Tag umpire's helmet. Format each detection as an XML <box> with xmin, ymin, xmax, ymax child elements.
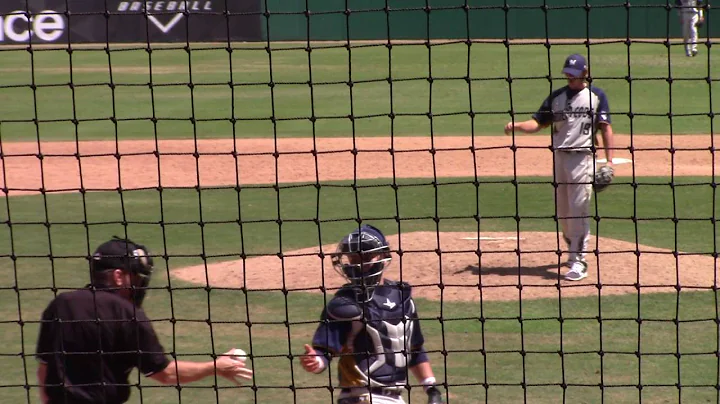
<box><xmin>91</xmin><ymin>236</ymin><xmax>154</xmax><ymax>306</ymax></box>
<box><xmin>331</xmin><ymin>225</ymin><xmax>391</xmax><ymax>302</ymax></box>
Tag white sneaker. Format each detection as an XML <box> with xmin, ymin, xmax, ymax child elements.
<box><xmin>565</xmin><ymin>261</ymin><xmax>588</xmax><ymax>281</ymax></box>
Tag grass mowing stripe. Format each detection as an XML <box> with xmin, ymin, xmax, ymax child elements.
<box><xmin>0</xmin><ymin>177</ymin><xmax>715</xmax><ymax>267</ymax></box>
<box><xmin>1</xmin><ymin>43</ymin><xmax>718</xmax><ymax>140</ymax></box>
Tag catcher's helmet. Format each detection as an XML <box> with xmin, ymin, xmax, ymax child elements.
<box><xmin>331</xmin><ymin>224</ymin><xmax>391</xmax><ymax>301</ymax></box>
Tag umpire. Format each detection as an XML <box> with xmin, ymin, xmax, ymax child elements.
<box><xmin>35</xmin><ymin>236</ymin><xmax>252</xmax><ymax>404</ymax></box>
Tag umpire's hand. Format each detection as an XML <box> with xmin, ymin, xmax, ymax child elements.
<box><xmin>218</xmin><ymin>350</ymin><xmax>253</xmax><ymax>385</ymax></box>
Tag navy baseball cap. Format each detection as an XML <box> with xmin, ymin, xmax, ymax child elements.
<box><xmin>562</xmin><ymin>54</ymin><xmax>587</xmax><ymax>78</ymax></box>
<box><xmin>91</xmin><ymin>236</ymin><xmax>154</xmax><ymax>276</ymax></box>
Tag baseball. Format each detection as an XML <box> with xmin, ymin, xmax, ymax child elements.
<box><xmin>230</xmin><ymin>348</ymin><xmax>247</xmax><ymax>363</ymax></box>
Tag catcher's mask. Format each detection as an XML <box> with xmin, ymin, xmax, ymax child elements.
<box><xmin>331</xmin><ymin>225</ymin><xmax>392</xmax><ymax>302</ymax></box>
<box><xmin>91</xmin><ymin>236</ymin><xmax>154</xmax><ymax>307</ymax></box>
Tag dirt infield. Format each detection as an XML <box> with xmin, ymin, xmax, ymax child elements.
<box><xmin>172</xmin><ymin>231</ymin><xmax>719</xmax><ymax>302</ymax></box>
<box><xmin>2</xmin><ymin>134</ymin><xmax>718</xmax><ymax>301</ymax></box>
<box><xmin>1</xmin><ymin>135</ymin><xmax>717</xmax><ymax>194</ymax></box>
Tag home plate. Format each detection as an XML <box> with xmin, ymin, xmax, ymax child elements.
<box><xmin>461</xmin><ymin>236</ymin><xmax>524</xmax><ymax>241</ymax></box>
<box><xmin>596</xmin><ymin>157</ymin><xmax>632</xmax><ymax>165</ymax></box>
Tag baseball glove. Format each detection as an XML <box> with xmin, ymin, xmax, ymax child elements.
<box><xmin>593</xmin><ymin>165</ymin><xmax>614</xmax><ymax>193</ymax></box>
<box><xmin>426</xmin><ymin>386</ymin><xmax>444</xmax><ymax>404</ymax></box>
<box><xmin>696</xmin><ymin>18</ymin><xmax>705</xmax><ymax>28</ymax></box>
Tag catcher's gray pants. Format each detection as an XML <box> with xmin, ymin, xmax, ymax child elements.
<box><xmin>554</xmin><ymin>150</ymin><xmax>593</xmax><ymax>263</ymax></box>
<box><xmin>338</xmin><ymin>388</ymin><xmax>405</xmax><ymax>404</ymax></box>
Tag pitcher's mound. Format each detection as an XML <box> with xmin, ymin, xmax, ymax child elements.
<box><xmin>171</xmin><ymin>232</ymin><xmax>717</xmax><ymax>302</ymax></box>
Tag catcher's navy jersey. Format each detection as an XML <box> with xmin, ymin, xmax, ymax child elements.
<box><xmin>311</xmin><ymin>280</ymin><xmax>427</xmax><ymax>389</ymax></box>
<box><xmin>533</xmin><ymin>85</ymin><xmax>611</xmax><ymax>152</ymax></box>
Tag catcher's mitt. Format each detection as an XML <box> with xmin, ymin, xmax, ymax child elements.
<box><xmin>426</xmin><ymin>386</ymin><xmax>444</xmax><ymax>404</ymax></box>
<box><xmin>594</xmin><ymin>165</ymin><xmax>614</xmax><ymax>193</ymax></box>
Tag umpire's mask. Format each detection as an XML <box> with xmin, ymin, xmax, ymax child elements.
<box><xmin>91</xmin><ymin>236</ymin><xmax>155</xmax><ymax>306</ymax></box>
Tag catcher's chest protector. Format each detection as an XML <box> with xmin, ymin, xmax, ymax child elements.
<box><xmin>334</xmin><ymin>283</ymin><xmax>419</xmax><ymax>388</ymax></box>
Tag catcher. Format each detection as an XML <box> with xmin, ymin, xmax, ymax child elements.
<box><xmin>300</xmin><ymin>224</ymin><xmax>444</xmax><ymax>404</ymax></box>
<box><xmin>504</xmin><ymin>53</ymin><xmax>615</xmax><ymax>281</ymax></box>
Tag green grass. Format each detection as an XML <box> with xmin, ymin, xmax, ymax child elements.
<box><xmin>0</xmin><ymin>42</ymin><xmax>717</xmax><ymax>141</ymax></box>
<box><xmin>0</xmin><ymin>176</ymin><xmax>719</xmax><ymax>403</ymax></box>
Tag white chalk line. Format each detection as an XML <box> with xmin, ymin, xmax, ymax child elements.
<box><xmin>596</xmin><ymin>157</ymin><xmax>632</xmax><ymax>165</ymax></box>
<box><xmin>460</xmin><ymin>237</ymin><xmax>524</xmax><ymax>241</ymax></box>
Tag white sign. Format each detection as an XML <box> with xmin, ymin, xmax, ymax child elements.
<box><xmin>117</xmin><ymin>1</ymin><xmax>214</xmax><ymax>34</ymax></box>
<box><xmin>0</xmin><ymin>10</ymin><xmax>65</xmax><ymax>43</ymax></box>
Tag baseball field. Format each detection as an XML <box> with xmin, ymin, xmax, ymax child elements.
<box><xmin>1</xmin><ymin>40</ymin><xmax>719</xmax><ymax>404</ymax></box>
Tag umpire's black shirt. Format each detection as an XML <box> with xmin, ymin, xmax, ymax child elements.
<box><xmin>35</xmin><ymin>288</ymin><xmax>170</xmax><ymax>404</ymax></box>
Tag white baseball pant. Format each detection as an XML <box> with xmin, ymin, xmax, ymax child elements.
<box><xmin>679</xmin><ymin>11</ymin><xmax>700</xmax><ymax>55</ymax></box>
<box><xmin>554</xmin><ymin>151</ymin><xmax>593</xmax><ymax>263</ymax></box>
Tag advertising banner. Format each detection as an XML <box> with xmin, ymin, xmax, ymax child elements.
<box><xmin>0</xmin><ymin>0</ymin><xmax>262</xmax><ymax>44</ymax></box>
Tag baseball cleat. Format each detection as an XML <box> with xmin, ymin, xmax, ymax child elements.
<box><xmin>692</xmin><ymin>50</ymin><xmax>699</xmax><ymax>57</ymax></box>
<box><xmin>565</xmin><ymin>261</ymin><xmax>588</xmax><ymax>281</ymax></box>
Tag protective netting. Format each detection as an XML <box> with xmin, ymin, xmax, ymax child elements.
<box><xmin>1</xmin><ymin>1</ymin><xmax>719</xmax><ymax>403</ymax></box>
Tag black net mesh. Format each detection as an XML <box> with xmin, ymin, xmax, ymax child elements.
<box><xmin>0</xmin><ymin>1</ymin><xmax>718</xmax><ymax>403</ymax></box>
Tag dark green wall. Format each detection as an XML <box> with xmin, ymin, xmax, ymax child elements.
<box><xmin>259</xmin><ymin>0</ymin><xmax>718</xmax><ymax>40</ymax></box>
